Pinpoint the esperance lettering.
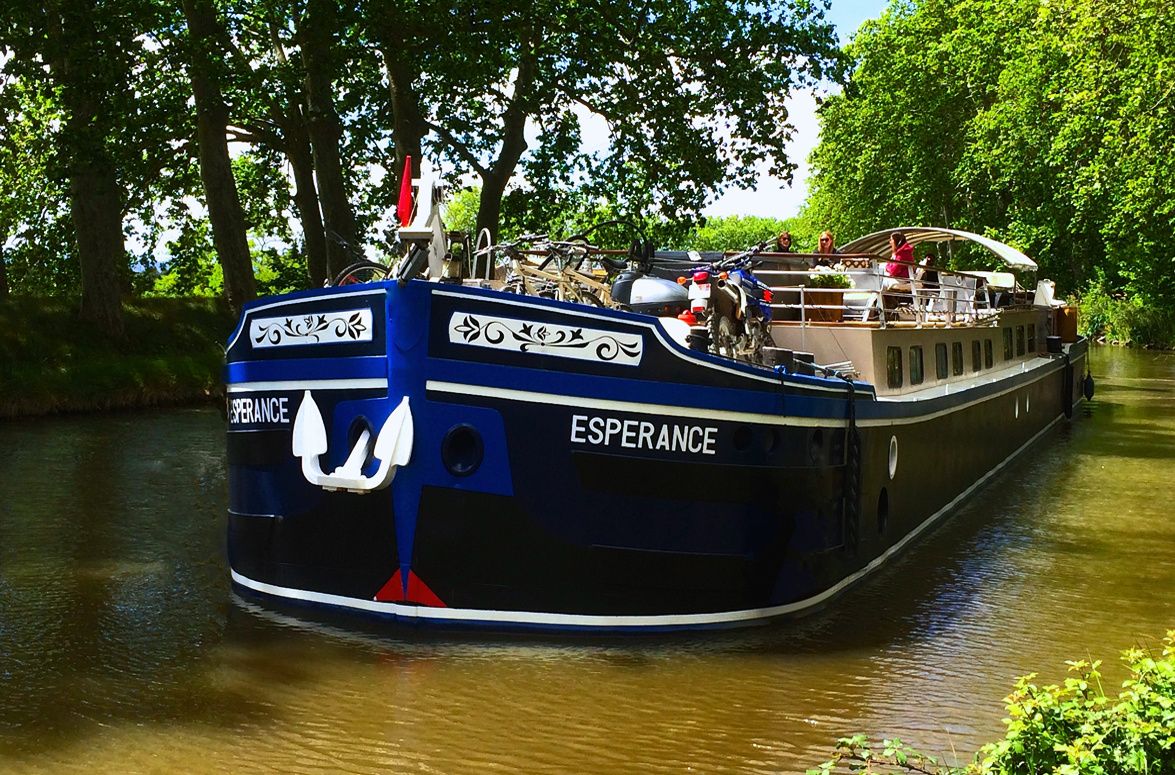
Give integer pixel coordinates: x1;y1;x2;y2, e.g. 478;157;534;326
228;396;290;425
569;414;717;455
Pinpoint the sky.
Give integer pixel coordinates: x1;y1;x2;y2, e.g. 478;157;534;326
701;0;891;220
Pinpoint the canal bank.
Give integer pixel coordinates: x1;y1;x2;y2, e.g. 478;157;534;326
0;297;233;418
0;346;1172;774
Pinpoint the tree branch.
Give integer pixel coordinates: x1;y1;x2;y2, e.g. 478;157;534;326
425;120;487;177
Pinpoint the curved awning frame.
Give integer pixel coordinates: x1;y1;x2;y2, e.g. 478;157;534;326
839;227;1038;271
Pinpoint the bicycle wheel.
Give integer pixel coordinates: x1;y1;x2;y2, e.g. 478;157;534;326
332;261;391;286
575;289;604;307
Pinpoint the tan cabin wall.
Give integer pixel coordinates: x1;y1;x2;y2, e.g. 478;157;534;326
770;307;1052;396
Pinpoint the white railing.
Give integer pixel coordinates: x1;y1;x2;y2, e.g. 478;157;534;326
756;260;1028;328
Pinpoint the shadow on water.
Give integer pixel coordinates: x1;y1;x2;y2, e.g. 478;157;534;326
0;410;279;759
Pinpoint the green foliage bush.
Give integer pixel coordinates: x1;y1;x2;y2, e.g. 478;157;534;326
805;0;1175;305
806;270;853;289
1078;282;1175;349
686;215;790;251
809;631;1175;775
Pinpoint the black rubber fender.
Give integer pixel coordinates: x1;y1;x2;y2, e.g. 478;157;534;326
1063;354;1074;419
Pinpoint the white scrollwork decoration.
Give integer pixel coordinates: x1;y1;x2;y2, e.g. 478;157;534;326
251;309;373;348
448;312;642;365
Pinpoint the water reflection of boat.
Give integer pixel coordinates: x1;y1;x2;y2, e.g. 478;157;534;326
224;180;1089;633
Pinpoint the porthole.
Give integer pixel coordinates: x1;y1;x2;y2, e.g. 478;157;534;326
441;424;484;477
1027;395;1031;413
1015;397;1020;419
888;436;898;480
809;428;825;464
761;428;781;454
733;426;753;451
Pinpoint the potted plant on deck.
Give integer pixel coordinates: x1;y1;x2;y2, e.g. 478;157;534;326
804;266;853;322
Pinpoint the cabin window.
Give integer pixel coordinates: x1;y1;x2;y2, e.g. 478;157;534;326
985;339;994;368
1016;325;1025;356
972;340;982;372
1003;328;1014;360
952;342;964;376
1028;324;1036;352
910;346;925;385
935;343;948;380
887;347;903;388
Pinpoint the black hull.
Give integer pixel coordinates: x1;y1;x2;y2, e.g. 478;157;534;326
224;282;1087;632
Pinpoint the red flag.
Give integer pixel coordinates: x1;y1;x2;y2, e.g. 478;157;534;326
396;155;414;225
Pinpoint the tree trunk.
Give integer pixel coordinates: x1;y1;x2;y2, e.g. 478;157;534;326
285;103;329;287
49;0;124;338
382;46;428;184
268;18;328;287
474;48;535;243
182;0;256;315
70;161;126;337
0;250;8;298
299;0;360;280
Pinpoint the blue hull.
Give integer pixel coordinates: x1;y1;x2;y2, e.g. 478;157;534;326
224;280;1086;632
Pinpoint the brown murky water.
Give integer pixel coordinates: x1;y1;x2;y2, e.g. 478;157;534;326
1;346;1173;774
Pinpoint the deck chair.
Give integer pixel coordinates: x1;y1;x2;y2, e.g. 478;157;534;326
937;274;964;321
843;264;884;322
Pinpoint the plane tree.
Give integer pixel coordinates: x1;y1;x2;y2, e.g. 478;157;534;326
806;0;1175;299
368;0;843;242
0;0;155;336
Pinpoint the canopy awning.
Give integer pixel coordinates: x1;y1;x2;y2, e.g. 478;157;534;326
839;227;1038;270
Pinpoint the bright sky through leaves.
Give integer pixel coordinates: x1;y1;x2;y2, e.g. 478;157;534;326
704;0;889;220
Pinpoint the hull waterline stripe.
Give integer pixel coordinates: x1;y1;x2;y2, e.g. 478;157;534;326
227;378;388;393
230;405;1072;630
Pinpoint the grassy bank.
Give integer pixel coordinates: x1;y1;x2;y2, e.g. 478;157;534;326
0;296;237;418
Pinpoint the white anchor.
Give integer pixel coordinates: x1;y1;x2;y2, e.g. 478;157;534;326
291;391;414;494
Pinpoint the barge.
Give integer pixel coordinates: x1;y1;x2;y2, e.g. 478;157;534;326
225;181;1089;633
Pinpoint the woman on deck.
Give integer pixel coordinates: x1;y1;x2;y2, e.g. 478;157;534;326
883;231;914;307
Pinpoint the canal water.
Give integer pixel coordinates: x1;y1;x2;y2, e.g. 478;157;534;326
1;346;1172;774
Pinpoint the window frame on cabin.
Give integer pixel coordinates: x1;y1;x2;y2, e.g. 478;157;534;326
887;346;903;388
935;342;948;380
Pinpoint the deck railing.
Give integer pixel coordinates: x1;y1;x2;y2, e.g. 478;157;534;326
754;253;1031;328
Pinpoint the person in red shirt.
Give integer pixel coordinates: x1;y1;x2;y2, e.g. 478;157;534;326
886;231;913;278
883;231;915;307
